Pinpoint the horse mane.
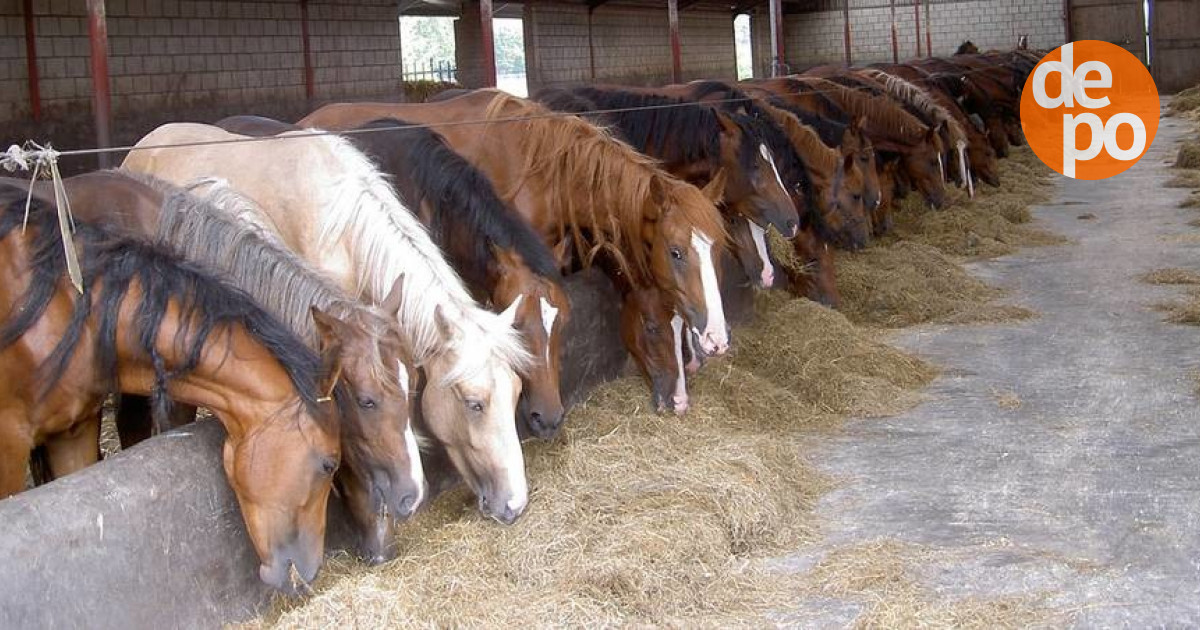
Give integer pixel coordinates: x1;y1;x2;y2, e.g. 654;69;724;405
299;128;531;381
0;184;332;426
479;90;726;280
570;86;759;177
531;87;600;116
794;76;929;144
113;170;403;395
857;68;966;149
765;95;850;147
348;119;561;295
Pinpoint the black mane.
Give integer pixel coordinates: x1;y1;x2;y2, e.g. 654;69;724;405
0;186;331;428
764;95;850;148
568;87;755;175
346;119;561;294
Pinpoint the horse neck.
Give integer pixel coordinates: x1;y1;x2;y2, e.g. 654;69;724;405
112;282;300;437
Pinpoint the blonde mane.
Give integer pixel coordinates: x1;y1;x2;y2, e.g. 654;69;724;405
302;129;531;381
478;90;727;280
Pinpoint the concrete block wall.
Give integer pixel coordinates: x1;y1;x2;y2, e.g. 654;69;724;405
523;1;736;91
748;0;1063;76
0;0;401;125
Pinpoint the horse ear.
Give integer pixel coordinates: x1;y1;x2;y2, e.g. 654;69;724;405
701;169;727;203
311;306;351;352
499;294;524;327
434;305;460;341
381;275;405;316
551;239;573;268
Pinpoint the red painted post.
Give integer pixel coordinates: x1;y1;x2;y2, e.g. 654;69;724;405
668;0;682;82
890;0;898;63
769;0;784;75
479;0;496;87
924;0;932;57
842;0;852;66
913;0;922;57
86;0;111;168
22;0;40;121
300;0;314;99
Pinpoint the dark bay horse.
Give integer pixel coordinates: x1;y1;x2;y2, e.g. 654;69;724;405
216;115;573;441
0;185;347;593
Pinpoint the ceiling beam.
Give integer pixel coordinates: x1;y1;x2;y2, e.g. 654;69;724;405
587;0;611;11
730;0;762;14
678;0;703;10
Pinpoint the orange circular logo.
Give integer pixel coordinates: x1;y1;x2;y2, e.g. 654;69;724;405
1020;40;1159;180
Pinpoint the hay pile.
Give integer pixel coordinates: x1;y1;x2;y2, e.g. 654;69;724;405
1169;85;1200;117
247;295;935;629
792;540;1059;628
243;148;1058;630
1177;142;1200;170
1140;268;1200;285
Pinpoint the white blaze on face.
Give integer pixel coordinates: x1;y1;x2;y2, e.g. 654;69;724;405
937;152;946;182
747;219;773;288
397;359;424;507
538;296;559;364
759;144;788;194
492;368;528;516
670;313;689;414
690;230;728;355
957;140;973;198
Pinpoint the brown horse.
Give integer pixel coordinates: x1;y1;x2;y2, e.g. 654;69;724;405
543;85;800;239
28;169;427;563
299;90;731;358
643;80;873;251
0;185;345;593
751;76;947;208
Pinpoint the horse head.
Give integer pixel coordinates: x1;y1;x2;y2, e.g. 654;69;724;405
717;114;800;237
620;286;689;414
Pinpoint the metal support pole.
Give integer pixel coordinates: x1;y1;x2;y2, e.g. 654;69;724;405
23;0;40;121
914;0;922;57
479;0;497;87
668;0;682;83
924;0;932;57
86;0;111;168
300;0;314;99
842;0;852;66
890;0;898;63
769;0;784;76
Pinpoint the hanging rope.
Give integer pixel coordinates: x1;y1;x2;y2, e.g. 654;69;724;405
1;142;84;294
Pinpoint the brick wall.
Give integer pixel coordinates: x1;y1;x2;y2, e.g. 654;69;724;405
0;0;401;126
523;1;736;92
748;0;1064;75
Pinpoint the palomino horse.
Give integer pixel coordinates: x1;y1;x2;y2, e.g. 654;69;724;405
11;169;427;563
340;119;572;440
542;85;800;239
0;186;345;593
215;115;572;440
123;123;534;525
298;90;731;360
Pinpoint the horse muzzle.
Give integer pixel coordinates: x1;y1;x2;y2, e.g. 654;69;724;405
258;541;321;595
479;492;527;525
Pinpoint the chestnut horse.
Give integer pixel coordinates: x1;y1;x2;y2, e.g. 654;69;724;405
216;115;572;441
750;76;947;208
123;123;534;525
546;85;799;238
0;186;345;593
12;169;427;563
299;90;731;358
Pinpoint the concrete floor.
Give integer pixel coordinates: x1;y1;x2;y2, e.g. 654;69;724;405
785;109;1200;626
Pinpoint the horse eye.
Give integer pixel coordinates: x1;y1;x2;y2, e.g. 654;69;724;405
669;247;683;261
645;322;660;334
466;399;484;413
319;456;338;477
853;193;862;201
357;396;376;410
